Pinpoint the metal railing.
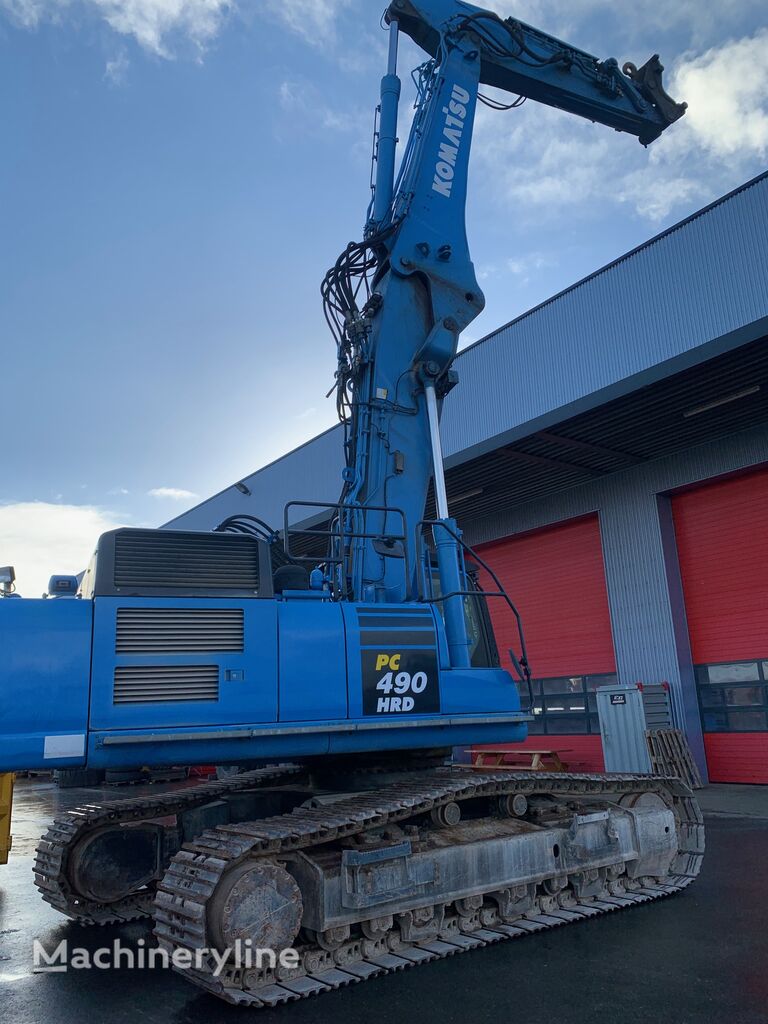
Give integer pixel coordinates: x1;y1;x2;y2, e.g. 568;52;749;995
416;518;534;711
283;500;410;601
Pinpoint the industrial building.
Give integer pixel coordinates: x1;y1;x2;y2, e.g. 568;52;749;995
168;170;768;786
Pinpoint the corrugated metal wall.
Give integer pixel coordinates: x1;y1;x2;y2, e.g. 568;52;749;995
440;173;768;460
464;422;768;778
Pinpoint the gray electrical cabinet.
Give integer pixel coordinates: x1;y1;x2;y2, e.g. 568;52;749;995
640;683;674;729
596;684;652;774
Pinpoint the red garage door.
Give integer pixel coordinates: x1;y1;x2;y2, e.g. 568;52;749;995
672;467;768;783
476;514;616;771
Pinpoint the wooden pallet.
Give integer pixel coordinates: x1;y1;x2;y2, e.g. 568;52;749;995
472;749;569;772
645;728;703;789
0;773;13;865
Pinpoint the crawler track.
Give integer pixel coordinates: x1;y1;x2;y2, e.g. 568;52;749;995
33;765;308;924
154;768;703;1007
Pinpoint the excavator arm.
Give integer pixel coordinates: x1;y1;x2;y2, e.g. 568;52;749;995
390;0;686;144
326;0;686;667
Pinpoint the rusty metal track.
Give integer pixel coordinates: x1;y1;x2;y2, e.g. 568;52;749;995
154;768;704;1006
33;765;308;924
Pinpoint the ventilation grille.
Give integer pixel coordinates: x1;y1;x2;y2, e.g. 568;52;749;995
113;665;219;704
115;608;244;653
113;531;260;590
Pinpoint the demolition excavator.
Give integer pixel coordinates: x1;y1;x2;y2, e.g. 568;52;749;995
0;0;702;1006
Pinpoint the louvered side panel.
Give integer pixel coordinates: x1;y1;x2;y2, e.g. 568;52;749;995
114;531;260;589
113;665;219;704
115;608;244;653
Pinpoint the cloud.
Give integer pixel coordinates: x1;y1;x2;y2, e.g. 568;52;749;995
104;48;129;83
0;0;361;57
470;26;768;224
277;78;369;136
262;0;354;48
148;486;199;500
487;0;767;50
0;501;124;596
108;486;130;494
336;28;387;74
507;251;556;279
477;252;559;287
0;0;232;56
97;0;230;55
0;0;46;28
276;77;371;158
0;0;231;55
665;28;768;160
613;168;707;222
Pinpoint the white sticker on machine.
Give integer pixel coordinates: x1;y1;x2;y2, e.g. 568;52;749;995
43;734;86;759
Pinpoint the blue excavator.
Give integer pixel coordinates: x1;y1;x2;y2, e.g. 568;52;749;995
0;0;702;1005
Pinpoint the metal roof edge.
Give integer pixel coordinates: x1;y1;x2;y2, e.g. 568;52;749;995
466;419;768;549
444;314;768;470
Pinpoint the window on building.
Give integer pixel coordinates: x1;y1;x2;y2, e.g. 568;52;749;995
696;661;768;732
527;674;617;735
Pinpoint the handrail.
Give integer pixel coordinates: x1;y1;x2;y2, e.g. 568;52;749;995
284;500;410;601
416;518;534;712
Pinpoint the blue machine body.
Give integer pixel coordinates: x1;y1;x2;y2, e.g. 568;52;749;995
0;598;93;769
0;583;525;772
0;0;684;775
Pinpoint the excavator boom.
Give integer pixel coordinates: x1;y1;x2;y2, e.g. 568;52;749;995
330;0;686;666
390;0;686;144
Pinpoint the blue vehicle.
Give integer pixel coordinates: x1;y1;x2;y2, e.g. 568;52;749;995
0;1;702;1004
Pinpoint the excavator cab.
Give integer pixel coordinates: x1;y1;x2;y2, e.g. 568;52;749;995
464;565;502;669
424;557;500;669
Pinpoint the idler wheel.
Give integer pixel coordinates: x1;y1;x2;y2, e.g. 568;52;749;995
69;824;164;903
207;860;303;953
620;791;669;811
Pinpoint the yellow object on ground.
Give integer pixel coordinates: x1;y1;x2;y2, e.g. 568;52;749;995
0;773;13;864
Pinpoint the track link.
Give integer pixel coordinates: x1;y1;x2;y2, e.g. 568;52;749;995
154;768;704;1006
34;764;308;924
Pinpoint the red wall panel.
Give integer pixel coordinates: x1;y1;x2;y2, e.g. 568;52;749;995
477;514;616;679
672;468;768;664
672;467;768;784
703;734;768;784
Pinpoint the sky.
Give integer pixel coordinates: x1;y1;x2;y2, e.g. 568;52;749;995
1;0;767;594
